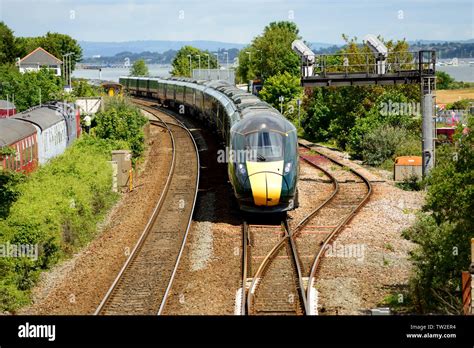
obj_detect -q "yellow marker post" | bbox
[129,169,133,192]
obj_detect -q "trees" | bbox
[403,118,473,313]
[129,59,149,76]
[259,72,302,119]
[0,65,62,112]
[237,21,301,81]
[436,71,455,90]
[171,46,218,77]
[0,25,81,111]
[301,36,421,155]
[72,79,100,98]
[0,22,17,65]
[94,98,148,158]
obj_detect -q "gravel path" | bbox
[19,124,172,315]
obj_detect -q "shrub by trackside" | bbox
[94,98,148,159]
[0,136,125,312]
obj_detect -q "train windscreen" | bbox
[245,131,283,162]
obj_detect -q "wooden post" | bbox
[471,238,474,315]
[462,271,471,315]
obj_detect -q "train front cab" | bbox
[229,113,298,213]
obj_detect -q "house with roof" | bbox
[17,47,63,76]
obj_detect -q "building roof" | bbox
[0,100,16,109]
[19,47,62,66]
[0,118,36,147]
[13,106,64,131]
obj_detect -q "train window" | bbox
[245,131,283,162]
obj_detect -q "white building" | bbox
[17,47,63,76]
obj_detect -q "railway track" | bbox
[239,141,372,316]
[95,99,200,315]
[296,141,372,315]
[242,218,306,315]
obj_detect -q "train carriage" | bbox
[119,75,299,212]
[0,118,38,173]
[14,106,68,165]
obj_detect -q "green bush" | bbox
[0,136,122,312]
[395,174,423,191]
[403,117,473,313]
[447,99,473,111]
[360,125,408,166]
[94,98,147,159]
[0,171,25,219]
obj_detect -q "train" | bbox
[0,102,81,173]
[119,76,299,213]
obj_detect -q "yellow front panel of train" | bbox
[246,161,284,206]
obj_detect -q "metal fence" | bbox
[192,69,235,84]
[309,51,436,77]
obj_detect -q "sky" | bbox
[0,0,472,44]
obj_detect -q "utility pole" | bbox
[62,54,67,87]
[187,54,192,77]
[38,88,41,106]
[279,96,284,114]
[224,51,229,81]
[63,52,74,90]
[197,55,201,77]
[214,53,220,79]
[421,76,436,176]
[205,54,210,80]
[69,53,74,88]
[297,98,301,128]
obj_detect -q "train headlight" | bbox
[284,162,292,174]
[238,163,247,175]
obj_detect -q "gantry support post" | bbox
[421,76,436,177]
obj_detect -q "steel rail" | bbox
[152,105,201,316]
[298,143,372,315]
[95,105,177,315]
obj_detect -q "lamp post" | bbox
[196,55,201,78]
[63,52,74,89]
[39,87,42,106]
[187,54,192,77]
[62,54,68,87]
[224,51,229,80]
[68,52,74,89]
[205,54,210,80]
[214,53,219,79]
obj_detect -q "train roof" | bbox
[0,118,36,147]
[13,105,64,131]
[122,76,292,126]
